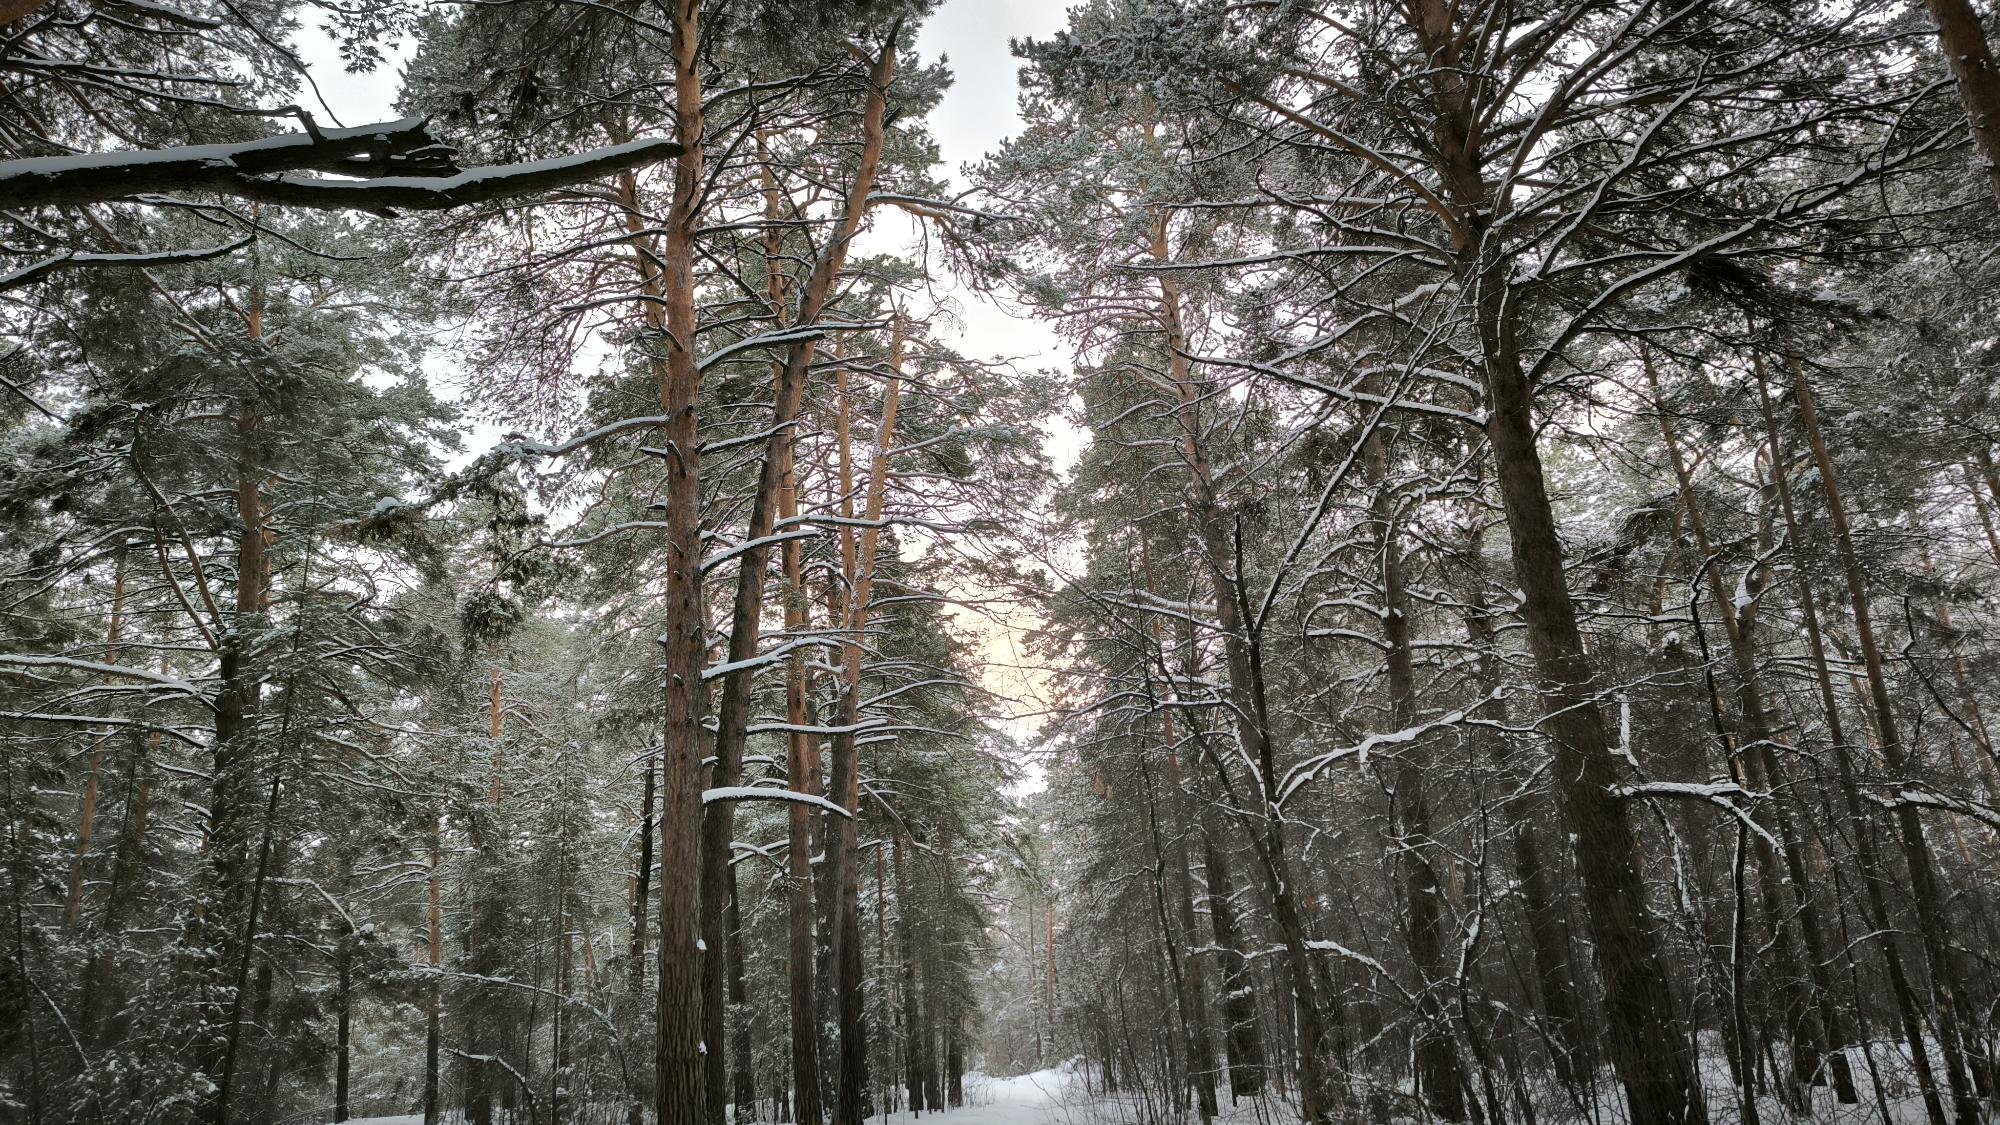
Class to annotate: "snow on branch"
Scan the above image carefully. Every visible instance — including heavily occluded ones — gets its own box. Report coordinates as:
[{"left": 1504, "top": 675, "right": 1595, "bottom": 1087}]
[
  {"left": 0, "top": 710, "right": 207, "bottom": 746},
  {"left": 1866, "top": 785, "right": 2000, "bottom": 832},
  {"left": 702, "top": 786, "right": 853, "bottom": 819},
  {"left": 1612, "top": 780, "right": 1780, "bottom": 851},
  {"left": 866, "top": 191, "right": 1022, "bottom": 224},
  {"left": 0, "top": 653, "right": 204, "bottom": 696},
  {"left": 0, "top": 118, "right": 682, "bottom": 215},
  {"left": 699, "top": 635, "right": 835, "bottom": 682},
  {"left": 1275, "top": 698, "right": 1492, "bottom": 807},
  {"left": 0, "top": 235, "right": 251, "bottom": 292}
]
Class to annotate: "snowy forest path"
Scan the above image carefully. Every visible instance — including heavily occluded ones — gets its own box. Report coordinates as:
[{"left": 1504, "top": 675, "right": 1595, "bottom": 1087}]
[
  {"left": 885, "top": 1068, "right": 1075, "bottom": 1125},
  {"left": 322, "top": 1069, "right": 1078, "bottom": 1125}
]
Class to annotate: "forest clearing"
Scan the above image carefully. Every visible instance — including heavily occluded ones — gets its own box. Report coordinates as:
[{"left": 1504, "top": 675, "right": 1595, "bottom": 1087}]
[{"left": 5, "top": 1, "right": 2000, "bottom": 1124}]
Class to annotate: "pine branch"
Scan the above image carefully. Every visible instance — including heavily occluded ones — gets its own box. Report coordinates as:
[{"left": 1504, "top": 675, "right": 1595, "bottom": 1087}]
[{"left": 0, "top": 119, "right": 683, "bottom": 213}]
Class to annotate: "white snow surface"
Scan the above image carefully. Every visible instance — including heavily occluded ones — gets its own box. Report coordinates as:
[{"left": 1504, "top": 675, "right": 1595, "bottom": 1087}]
[
  {"left": 886, "top": 1068, "right": 1071, "bottom": 1125},
  {"left": 327, "top": 1066, "right": 1077, "bottom": 1125},
  {"left": 323, "top": 1045, "right": 1952, "bottom": 1125}
]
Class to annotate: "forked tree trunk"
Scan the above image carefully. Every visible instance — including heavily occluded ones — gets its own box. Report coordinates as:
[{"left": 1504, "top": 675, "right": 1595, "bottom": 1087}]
[
  {"left": 827, "top": 328, "right": 904, "bottom": 1125},
  {"left": 699, "top": 40, "right": 898, "bottom": 1120}
]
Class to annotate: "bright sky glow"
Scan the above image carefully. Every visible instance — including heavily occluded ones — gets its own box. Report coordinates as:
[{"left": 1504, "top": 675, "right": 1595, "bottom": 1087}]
[{"left": 296, "top": 0, "right": 1077, "bottom": 775}]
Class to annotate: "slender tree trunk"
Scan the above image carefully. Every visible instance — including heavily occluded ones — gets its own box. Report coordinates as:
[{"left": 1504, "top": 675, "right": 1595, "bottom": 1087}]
[
  {"left": 425, "top": 817, "right": 443, "bottom": 1125},
  {"left": 1385, "top": 3, "right": 1707, "bottom": 1113},
  {"left": 1786, "top": 357, "right": 1982, "bottom": 1124},
  {"left": 1046, "top": 904, "right": 1056, "bottom": 1051},
  {"left": 1138, "top": 754, "right": 1215, "bottom": 1124},
  {"left": 1363, "top": 417, "right": 1469, "bottom": 1121},
  {"left": 700, "top": 42, "right": 897, "bottom": 1121},
  {"left": 205, "top": 280, "right": 276, "bottom": 1125},
  {"left": 1646, "top": 357, "right": 1845, "bottom": 1106},
  {"left": 728, "top": 870, "right": 756, "bottom": 1121},
  {"left": 1460, "top": 577, "right": 1588, "bottom": 1089},
  {"left": 1137, "top": 534, "right": 1221, "bottom": 1112},
  {"left": 896, "top": 831, "right": 919, "bottom": 1116},
  {"left": 1199, "top": 800, "right": 1264, "bottom": 1097},
  {"left": 1755, "top": 357, "right": 1952, "bottom": 1124},
  {"left": 488, "top": 666, "right": 503, "bottom": 802},
  {"left": 335, "top": 919, "right": 353, "bottom": 1122},
  {"left": 630, "top": 754, "right": 656, "bottom": 1125},
  {"left": 827, "top": 327, "right": 904, "bottom": 1125},
  {"left": 782, "top": 457, "right": 825, "bottom": 1125},
  {"left": 1146, "top": 205, "right": 1345, "bottom": 1125},
  {"left": 86, "top": 713, "right": 153, "bottom": 1044},
  {"left": 64, "top": 551, "right": 125, "bottom": 929}
]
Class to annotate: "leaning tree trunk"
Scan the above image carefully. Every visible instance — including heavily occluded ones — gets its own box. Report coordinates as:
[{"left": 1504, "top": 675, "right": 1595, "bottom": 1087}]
[
  {"left": 1646, "top": 357, "right": 1849, "bottom": 1106},
  {"left": 1458, "top": 566, "right": 1588, "bottom": 1090},
  {"left": 1924, "top": 0, "right": 2000, "bottom": 203},
  {"left": 1388, "top": 1, "right": 1708, "bottom": 1114},
  {"left": 1754, "top": 358, "right": 1950, "bottom": 1124},
  {"left": 1147, "top": 207, "right": 1346, "bottom": 1125},
  {"left": 1480, "top": 343, "right": 1707, "bottom": 1125}
]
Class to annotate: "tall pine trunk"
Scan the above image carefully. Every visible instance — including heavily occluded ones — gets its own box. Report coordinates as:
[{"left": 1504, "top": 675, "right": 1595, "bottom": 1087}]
[{"left": 655, "top": 2, "right": 711, "bottom": 1120}]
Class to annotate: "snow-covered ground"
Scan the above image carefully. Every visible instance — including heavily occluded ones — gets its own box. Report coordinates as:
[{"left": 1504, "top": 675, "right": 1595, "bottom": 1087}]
[
  {"left": 884, "top": 1068, "right": 1073, "bottom": 1125},
  {"left": 326, "top": 1045, "right": 1954, "bottom": 1125},
  {"left": 329, "top": 1067, "right": 1079, "bottom": 1125}
]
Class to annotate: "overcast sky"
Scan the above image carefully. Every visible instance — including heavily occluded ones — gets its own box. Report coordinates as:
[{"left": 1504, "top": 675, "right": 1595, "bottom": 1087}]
[
  {"left": 300, "top": 0, "right": 1072, "bottom": 436},
  {"left": 300, "top": 0, "right": 1078, "bottom": 754}
]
